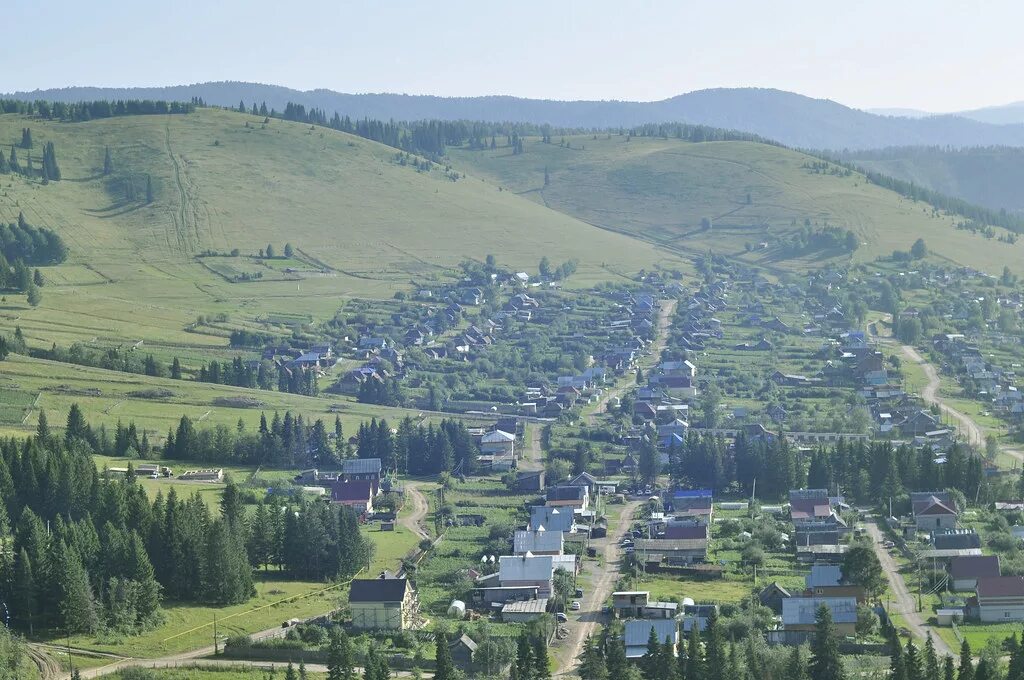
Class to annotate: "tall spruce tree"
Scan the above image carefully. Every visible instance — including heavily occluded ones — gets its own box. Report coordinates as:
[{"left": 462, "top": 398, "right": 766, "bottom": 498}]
[
  {"left": 103, "top": 146, "right": 113, "bottom": 175},
  {"left": 808, "top": 604, "right": 846, "bottom": 680},
  {"left": 435, "top": 631, "right": 456, "bottom": 680}
]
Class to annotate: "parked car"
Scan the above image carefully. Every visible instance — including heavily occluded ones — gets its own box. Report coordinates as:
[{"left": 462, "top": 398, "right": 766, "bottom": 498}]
[
  {"left": 570, "top": 601, "right": 581, "bottom": 611},
  {"left": 556, "top": 612, "right": 568, "bottom": 623},
  {"left": 574, "top": 588, "right": 584, "bottom": 598}
]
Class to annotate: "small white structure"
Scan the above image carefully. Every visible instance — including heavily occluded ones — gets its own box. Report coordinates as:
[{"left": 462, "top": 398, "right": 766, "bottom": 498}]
[{"left": 447, "top": 600, "right": 467, "bottom": 619}]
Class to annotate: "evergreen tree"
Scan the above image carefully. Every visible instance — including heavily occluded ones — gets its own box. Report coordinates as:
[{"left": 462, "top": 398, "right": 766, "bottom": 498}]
[
  {"left": 924, "top": 634, "right": 940, "bottom": 680},
  {"left": 171, "top": 358, "right": 182, "bottom": 379},
  {"left": 146, "top": 175, "right": 154, "bottom": 203},
  {"left": 642, "top": 627, "right": 661, "bottom": 680},
  {"left": 25, "top": 281, "right": 41, "bottom": 306},
  {"left": 21, "top": 128, "right": 32, "bottom": 149},
  {"left": 327, "top": 627, "right": 355, "bottom": 680},
  {"left": 786, "top": 646, "right": 806, "bottom": 680},
  {"left": 285, "top": 662, "right": 298, "bottom": 680},
  {"left": 435, "top": 631, "right": 456, "bottom": 680},
  {"left": 284, "top": 243, "right": 294, "bottom": 257},
  {"left": 532, "top": 632, "right": 551, "bottom": 680},
  {"left": 684, "top": 624, "right": 704, "bottom": 680},
  {"left": 13, "top": 548, "right": 36, "bottom": 634},
  {"left": 578, "top": 635, "right": 609, "bottom": 680},
  {"left": 56, "top": 544, "right": 99, "bottom": 634},
  {"left": 808, "top": 604, "right": 846, "bottom": 680},
  {"left": 958, "top": 641, "right": 973, "bottom": 680},
  {"left": 704, "top": 611, "right": 726, "bottom": 680},
  {"left": 103, "top": 146, "right": 113, "bottom": 175},
  {"left": 36, "top": 410, "right": 50, "bottom": 444}
]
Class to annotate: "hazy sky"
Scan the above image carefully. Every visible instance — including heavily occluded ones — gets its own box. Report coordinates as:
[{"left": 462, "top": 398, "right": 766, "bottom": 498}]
[{"left": 6, "top": 0, "right": 1022, "bottom": 112}]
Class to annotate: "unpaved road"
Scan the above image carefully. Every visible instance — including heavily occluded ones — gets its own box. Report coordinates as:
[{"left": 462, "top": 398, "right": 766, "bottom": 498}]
[
  {"left": 588, "top": 299, "right": 676, "bottom": 426},
  {"left": 865, "top": 520, "right": 952, "bottom": 658},
  {"left": 901, "top": 344, "right": 985, "bottom": 448},
  {"left": 554, "top": 501, "right": 641, "bottom": 676},
  {"left": 401, "top": 482, "right": 430, "bottom": 539}
]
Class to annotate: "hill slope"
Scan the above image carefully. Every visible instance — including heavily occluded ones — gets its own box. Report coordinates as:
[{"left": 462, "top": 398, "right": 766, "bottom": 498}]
[
  {"left": 448, "top": 134, "right": 1022, "bottom": 273},
  {"left": 845, "top": 146, "right": 1024, "bottom": 214},
  {"left": 0, "top": 108, "right": 681, "bottom": 433},
  {"left": 11, "top": 83, "right": 1024, "bottom": 151}
]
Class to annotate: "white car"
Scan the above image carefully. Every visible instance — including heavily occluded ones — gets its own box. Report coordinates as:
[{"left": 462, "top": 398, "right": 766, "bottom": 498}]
[{"left": 570, "top": 601, "right": 581, "bottom": 611}]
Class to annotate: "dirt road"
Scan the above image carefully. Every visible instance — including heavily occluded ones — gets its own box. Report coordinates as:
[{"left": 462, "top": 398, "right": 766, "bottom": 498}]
[
  {"left": 901, "top": 344, "right": 986, "bottom": 448},
  {"left": 865, "top": 520, "right": 952, "bottom": 658},
  {"left": 554, "top": 501, "right": 641, "bottom": 676},
  {"left": 588, "top": 299, "right": 676, "bottom": 426},
  {"left": 401, "top": 482, "right": 430, "bottom": 539}
]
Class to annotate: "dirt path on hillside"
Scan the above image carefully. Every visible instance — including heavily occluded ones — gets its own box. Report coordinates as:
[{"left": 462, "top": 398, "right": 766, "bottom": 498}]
[
  {"left": 401, "top": 482, "right": 430, "bottom": 539},
  {"left": 588, "top": 299, "right": 676, "bottom": 426},
  {"left": 518, "top": 423, "right": 544, "bottom": 472},
  {"left": 865, "top": 520, "right": 952, "bottom": 658},
  {"left": 554, "top": 501, "right": 641, "bottom": 676}
]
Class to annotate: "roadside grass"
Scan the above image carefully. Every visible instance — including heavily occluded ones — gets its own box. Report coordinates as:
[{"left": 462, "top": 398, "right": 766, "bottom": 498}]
[
  {"left": 52, "top": 576, "right": 344, "bottom": 659},
  {"left": 108, "top": 670, "right": 327, "bottom": 680}
]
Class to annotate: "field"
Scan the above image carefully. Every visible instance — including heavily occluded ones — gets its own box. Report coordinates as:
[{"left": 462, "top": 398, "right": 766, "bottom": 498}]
[
  {"left": 449, "top": 135, "right": 1023, "bottom": 275},
  {"left": 57, "top": 576, "right": 346, "bottom": 658}
]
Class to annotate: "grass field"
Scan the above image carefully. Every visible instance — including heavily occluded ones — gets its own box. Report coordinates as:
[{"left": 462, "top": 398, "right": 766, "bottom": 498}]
[
  {"left": 52, "top": 576, "right": 346, "bottom": 658},
  {"left": 107, "top": 669, "right": 327, "bottom": 679},
  {"left": 449, "top": 135, "right": 1023, "bottom": 275}
]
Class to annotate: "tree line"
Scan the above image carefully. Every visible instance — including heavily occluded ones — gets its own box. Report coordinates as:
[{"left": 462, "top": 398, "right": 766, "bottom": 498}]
[
  {"left": 662, "top": 432, "right": 987, "bottom": 506},
  {"left": 356, "top": 417, "right": 480, "bottom": 476},
  {"left": 0, "top": 212, "right": 69, "bottom": 265},
  {"left": 0, "top": 406, "right": 370, "bottom": 638},
  {"left": 0, "top": 98, "right": 195, "bottom": 121}
]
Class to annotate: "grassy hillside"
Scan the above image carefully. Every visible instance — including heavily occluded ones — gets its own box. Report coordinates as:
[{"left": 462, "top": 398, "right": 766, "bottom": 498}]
[
  {"left": 846, "top": 146, "right": 1024, "bottom": 214},
  {"left": 0, "top": 108, "right": 682, "bottom": 433},
  {"left": 449, "top": 134, "right": 1021, "bottom": 274}
]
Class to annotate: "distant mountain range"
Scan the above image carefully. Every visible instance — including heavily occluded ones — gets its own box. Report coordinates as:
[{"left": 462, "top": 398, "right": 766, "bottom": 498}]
[{"left": 9, "top": 82, "right": 1024, "bottom": 151}]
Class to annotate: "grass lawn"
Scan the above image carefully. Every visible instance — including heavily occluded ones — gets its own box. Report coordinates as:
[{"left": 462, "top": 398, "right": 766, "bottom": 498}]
[
  {"left": 638, "top": 574, "right": 755, "bottom": 604},
  {"left": 108, "top": 670, "right": 327, "bottom": 680},
  {"left": 363, "top": 522, "right": 422, "bottom": 575},
  {"left": 53, "top": 576, "right": 344, "bottom": 658}
]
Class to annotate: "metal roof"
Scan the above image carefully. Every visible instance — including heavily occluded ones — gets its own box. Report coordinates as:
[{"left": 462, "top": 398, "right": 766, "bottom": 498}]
[
  {"left": 341, "top": 458, "right": 382, "bottom": 474},
  {"left": 782, "top": 597, "right": 857, "bottom": 626},
  {"left": 806, "top": 565, "right": 843, "bottom": 588},
  {"left": 624, "top": 619, "right": 679, "bottom": 647},
  {"left": 514, "top": 530, "right": 564, "bottom": 554},
  {"left": 349, "top": 577, "right": 408, "bottom": 603}
]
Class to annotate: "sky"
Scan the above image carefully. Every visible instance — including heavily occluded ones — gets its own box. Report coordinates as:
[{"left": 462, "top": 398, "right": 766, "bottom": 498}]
[{"left": 5, "top": 0, "right": 1023, "bottom": 112}]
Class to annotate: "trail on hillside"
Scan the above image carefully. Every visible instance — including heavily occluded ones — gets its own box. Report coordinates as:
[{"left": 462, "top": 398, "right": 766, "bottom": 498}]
[{"left": 164, "top": 122, "right": 198, "bottom": 255}]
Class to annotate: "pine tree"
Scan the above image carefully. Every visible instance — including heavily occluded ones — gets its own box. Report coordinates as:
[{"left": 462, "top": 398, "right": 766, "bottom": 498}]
[
  {"left": 578, "top": 635, "right": 609, "bottom": 680},
  {"left": 285, "top": 662, "right": 298, "bottom": 680},
  {"left": 532, "top": 630, "right": 551, "bottom": 680},
  {"left": 642, "top": 627, "right": 661, "bottom": 680},
  {"left": 786, "top": 646, "right": 806, "bottom": 680},
  {"left": 327, "top": 627, "right": 355, "bottom": 680},
  {"left": 704, "top": 610, "right": 726, "bottom": 680},
  {"left": 924, "top": 634, "right": 940, "bottom": 680},
  {"left": 103, "top": 146, "right": 113, "bottom": 175},
  {"left": 904, "top": 639, "right": 922, "bottom": 680},
  {"left": 958, "top": 641, "right": 973, "bottom": 680},
  {"left": 13, "top": 548, "right": 36, "bottom": 634},
  {"left": 36, "top": 410, "right": 50, "bottom": 444},
  {"left": 171, "top": 358, "right": 182, "bottom": 379},
  {"left": 26, "top": 281, "right": 41, "bottom": 307},
  {"left": 56, "top": 544, "right": 98, "bottom": 634},
  {"left": 808, "top": 604, "right": 846, "bottom": 680},
  {"left": 685, "top": 624, "right": 704, "bottom": 680},
  {"left": 21, "top": 128, "right": 32, "bottom": 149},
  {"left": 146, "top": 175, "right": 154, "bottom": 203},
  {"left": 435, "top": 631, "right": 456, "bottom": 680},
  {"left": 944, "top": 656, "right": 956, "bottom": 680}
]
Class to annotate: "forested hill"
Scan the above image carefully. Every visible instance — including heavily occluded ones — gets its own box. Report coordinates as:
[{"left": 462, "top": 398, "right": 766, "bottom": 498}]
[
  {"left": 13, "top": 82, "right": 1024, "bottom": 151},
  {"left": 844, "top": 146, "right": 1024, "bottom": 215}
]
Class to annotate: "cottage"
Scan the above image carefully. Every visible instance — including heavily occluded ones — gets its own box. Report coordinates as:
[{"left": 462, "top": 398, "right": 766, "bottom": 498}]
[
  {"left": 624, "top": 620, "right": 679, "bottom": 659},
  {"left": 545, "top": 485, "right": 590, "bottom": 511},
  {"left": 513, "top": 529, "right": 564, "bottom": 556},
  {"left": 331, "top": 480, "right": 375, "bottom": 514},
  {"left": 481, "top": 430, "right": 516, "bottom": 457},
  {"left": 681, "top": 603, "right": 719, "bottom": 632},
  {"left": 349, "top": 576, "right": 417, "bottom": 630},
  {"left": 633, "top": 538, "right": 708, "bottom": 565},
  {"left": 611, "top": 591, "right": 678, "bottom": 619},
  {"left": 449, "top": 634, "right": 478, "bottom": 671},
  {"left": 529, "top": 506, "right": 575, "bottom": 533},
  {"left": 670, "top": 489, "right": 713, "bottom": 525},
  {"left": 341, "top": 458, "right": 383, "bottom": 492},
  {"left": 976, "top": 576, "right": 1024, "bottom": 622},
  {"left": 758, "top": 582, "right": 792, "bottom": 614},
  {"left": 950, "top": 555, "right": 1001, "bottom": 592},
  {"left": 782, "top": 597, "right": 857, "bottom": 635},
  {"left": 804, "top": 565, "right": 865, "bottom": 602},
  {"left": 911, "top": 492, "right": 959, "bottom": 531}
]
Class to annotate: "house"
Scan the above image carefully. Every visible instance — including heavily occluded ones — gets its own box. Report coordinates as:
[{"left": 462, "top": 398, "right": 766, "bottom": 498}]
[
  {"left": 681, "top": 603, "right": 719, "bottom": 632},
  {"left": 911, "top": 492, "right": 959, "bottom": 531},
  {"left": 766, "top": 404, "right": 788, "bottom": 423},
  {"left": 546, "top": 485, "right": 590, "bottom": 511},
  {"left": 331, "top": 480, "right": 375, "bottom": 514},
  {"left": 624, "top": 619, "right": 679, "bottom": 659},
  {"left": 804, "top": 565, "right": 865, "bottom": 602},
  {"left": 349, "top": 576, "right": 417, "bottom": 630},
  {"left": 529, "top": 506, "right": 575, "bottom": 533},
  {"left": 498, "top": 554, "right": 575, "bottom": 598},
  {"left": 976, "top": 576, "right": 1024, "bottom": 622},
  {"left": 950, "top": 555, "right": 1001, "bottom": 592},
  {"left": 341, "top": 458, "right": 383, "bottom": 492},
  {"left": 663, "top": 525, "right": 709, "bottom": 540},
  {"left": 789, "top": 489, "right": 835, "bottom": 524},
  {"left": 449, "top": 634, "right": 478, "bottom": 671},
  {"left": 472, "top": 585, "right": 540, "bottom": 606},
  {"left": 758, "top": 582, "right": 792, "bottom": 614},
  {"left": 782, "top": 597, "right": 857, "bottom": 635},
  {"left": 567, "top": 472, "right": 600, "bottom": 495},
  {"left": 516, "top": 470, "right": 546, "bottom": 493},
  {"left": 513, "top": 529, "right": 564, "bottom": 556},
  {"left": 931, "top": 529, "right": 983, "bottom": 552},
  {"left": 670, "top": 489, "right": 713, "bottom": 525},
  {"left": 501, "top": 599, "right": 549, "bottom": 623},
  {"left": 481, "top": 430, "right": 516, "bottom": 457},
  {"left": 611, "top": 591, "right": 678, "bottom": 619},
  {"left": 633, "top": 538, "right": 708, "bottom": 565}
]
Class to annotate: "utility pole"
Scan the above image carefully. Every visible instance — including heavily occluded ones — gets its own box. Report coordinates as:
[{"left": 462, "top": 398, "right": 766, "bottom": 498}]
[
  {"left": 213, "top": 612, "right": 219, "bottom": 655},
  {"left": 66, "top": 630, "right": 73, "bottom": 674},
  {"left": 917, "top": 561, "right": 922, "bottom": 612}
]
